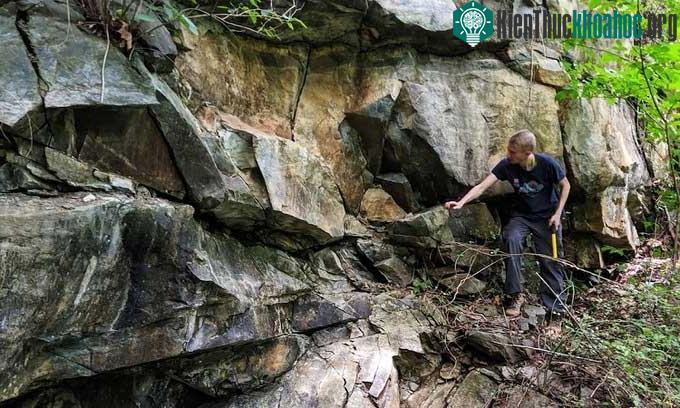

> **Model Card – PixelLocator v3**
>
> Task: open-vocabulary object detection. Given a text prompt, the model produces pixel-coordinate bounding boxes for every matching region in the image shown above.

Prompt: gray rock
[446,370,497,408]
[523,305,547,327]
[405,376,456,408]
[387,206,453,248]
[173,335,310,397]
[126,4,178,73]
[4,372,209,407]
[0,193,310,401]
[518,318,531,332]
[362,0,467,55]
[447,202,499,242]
[75,107,186,198]
[499,42,570,88]
[293,292,371,332]
[562,98,648,248]
[344,214,372,238]
[356,238,394,264]
[44,147,113,191]
[0,162,52,192]
[386,56,563,204]
[12,108,77,155]
[214,333,400,408]
[375,172,420,212]
[375,256,412,287]
[306,247,360,294]
[466,330,526,363]
[505,386,558,407]
[439,274,486,296]
[308,246,377,292]
[201,129,269,229]
[0,14,42,128]
[344,95,397,177]
[25,7,157,108]
[369,293,437,355]
[142,66,226,209]
[312,325,351,346]
[254,135,345,245]
[573,186,640,248]
[562,98,648,194]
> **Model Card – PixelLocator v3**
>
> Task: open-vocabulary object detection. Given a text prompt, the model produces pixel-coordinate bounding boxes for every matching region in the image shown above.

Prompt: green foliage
[159,1,199,34]
[78,0,307,48]
[561,0,680,259]
[204,0,307,39]
[411,275,433,296]
[602,280,680,406]
[600,244,633,258]
[564,273,680,406]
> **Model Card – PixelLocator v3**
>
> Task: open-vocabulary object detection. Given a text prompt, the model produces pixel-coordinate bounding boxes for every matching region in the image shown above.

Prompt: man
[444,129,570,319]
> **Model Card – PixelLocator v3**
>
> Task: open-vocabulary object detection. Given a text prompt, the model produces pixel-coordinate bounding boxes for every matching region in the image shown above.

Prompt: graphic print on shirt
[512,178,544,196]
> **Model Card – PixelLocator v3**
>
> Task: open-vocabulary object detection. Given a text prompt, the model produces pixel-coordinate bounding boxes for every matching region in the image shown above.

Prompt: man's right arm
[444,173,498,210]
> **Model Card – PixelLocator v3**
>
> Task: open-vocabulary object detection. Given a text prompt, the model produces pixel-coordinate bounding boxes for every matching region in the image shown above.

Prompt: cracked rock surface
[0,0,663,406]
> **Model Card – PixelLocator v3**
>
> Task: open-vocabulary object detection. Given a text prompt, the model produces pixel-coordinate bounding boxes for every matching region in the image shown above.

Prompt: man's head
[506,129,536,164]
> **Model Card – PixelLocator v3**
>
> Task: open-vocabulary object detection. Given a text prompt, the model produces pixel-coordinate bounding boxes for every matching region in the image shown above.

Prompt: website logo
[451,2,678,45]
[496,10,677,41]
[453,1,494,47]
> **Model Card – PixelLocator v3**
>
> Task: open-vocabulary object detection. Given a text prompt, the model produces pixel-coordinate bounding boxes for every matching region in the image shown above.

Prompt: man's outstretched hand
[548,213,561,229]
[444,200,464,210]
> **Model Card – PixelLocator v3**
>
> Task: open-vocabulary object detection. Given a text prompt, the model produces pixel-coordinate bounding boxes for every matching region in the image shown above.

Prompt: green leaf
[133,12,157,22]
[180,14,198,35]
[162,3,176,20]
[247,9,258,24]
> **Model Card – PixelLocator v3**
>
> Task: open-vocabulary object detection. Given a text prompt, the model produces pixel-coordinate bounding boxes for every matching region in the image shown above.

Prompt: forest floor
[412,239,680,407]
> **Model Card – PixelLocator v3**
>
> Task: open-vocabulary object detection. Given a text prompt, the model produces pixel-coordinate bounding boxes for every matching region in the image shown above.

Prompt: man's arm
[549,177,570,228]
[444,173,498,210]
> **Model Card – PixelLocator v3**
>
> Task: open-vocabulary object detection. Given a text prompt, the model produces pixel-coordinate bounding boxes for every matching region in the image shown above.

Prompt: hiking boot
[505,293,526,317]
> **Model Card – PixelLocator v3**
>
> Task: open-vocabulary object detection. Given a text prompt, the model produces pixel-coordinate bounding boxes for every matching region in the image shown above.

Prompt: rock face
[359,187,407,223]
[562,98,648,248]
[499,42,570,88]
[176,30,307,138]
[0,13,42,128]
[0,0,659,405]
[25,5,157,108]
[75,107,186,198]
[254,135,346,245]
[385,54,563,205]
[0,193,312,401]
[387,206,454,248]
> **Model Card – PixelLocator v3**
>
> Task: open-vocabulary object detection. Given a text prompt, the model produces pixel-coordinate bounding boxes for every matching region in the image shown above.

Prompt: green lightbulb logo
[453,1,494,47]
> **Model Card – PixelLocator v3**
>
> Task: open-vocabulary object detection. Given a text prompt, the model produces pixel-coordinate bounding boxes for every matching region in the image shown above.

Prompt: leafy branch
[558,0,680,267]
[75,0,307,50]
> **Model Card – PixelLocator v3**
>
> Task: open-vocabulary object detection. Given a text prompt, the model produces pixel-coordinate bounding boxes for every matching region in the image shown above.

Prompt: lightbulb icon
[460,8,486,47]
[452,1,494,47]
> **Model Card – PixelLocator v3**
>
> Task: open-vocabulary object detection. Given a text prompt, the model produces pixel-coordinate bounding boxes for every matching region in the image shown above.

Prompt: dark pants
[502,216,567,312]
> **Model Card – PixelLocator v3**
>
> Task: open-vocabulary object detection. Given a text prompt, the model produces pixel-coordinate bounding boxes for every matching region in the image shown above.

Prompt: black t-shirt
[491,152,566,219]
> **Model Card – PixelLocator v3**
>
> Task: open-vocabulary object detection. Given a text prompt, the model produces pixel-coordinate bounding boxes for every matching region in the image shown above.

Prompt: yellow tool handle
[551,232,558,258]
[550,224,558,258]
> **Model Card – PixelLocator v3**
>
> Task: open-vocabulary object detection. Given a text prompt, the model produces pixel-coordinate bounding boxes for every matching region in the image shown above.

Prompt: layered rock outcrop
[0,0,662,405]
